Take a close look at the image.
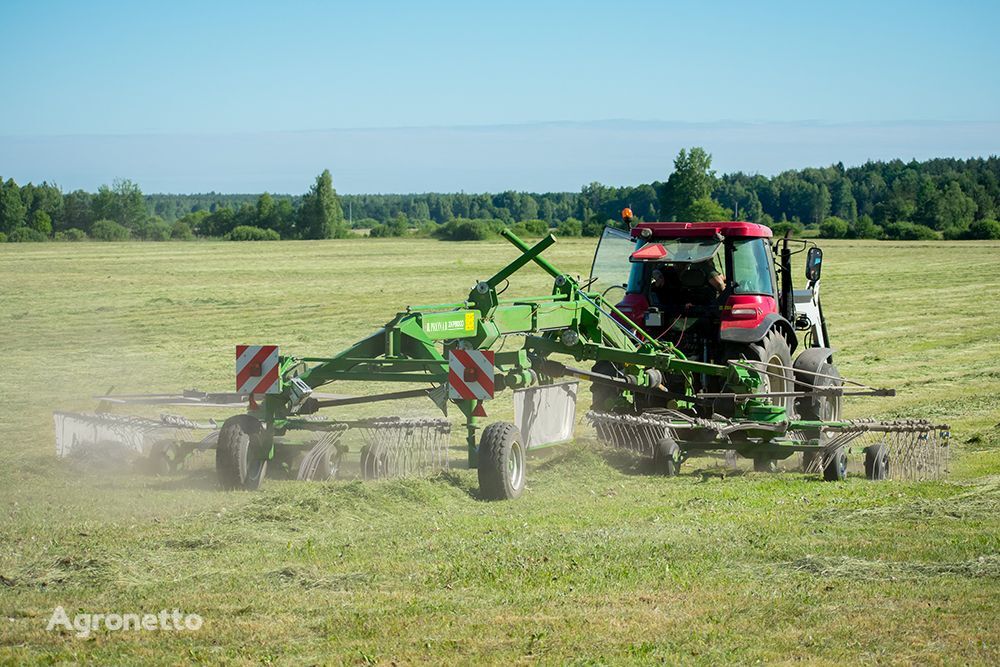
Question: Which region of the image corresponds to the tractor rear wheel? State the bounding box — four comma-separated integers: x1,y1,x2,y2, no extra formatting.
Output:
478,422,526,501
822,447,848,482
864,443,890,480
216,415,268,491
741,329,794,472
652,437,680,476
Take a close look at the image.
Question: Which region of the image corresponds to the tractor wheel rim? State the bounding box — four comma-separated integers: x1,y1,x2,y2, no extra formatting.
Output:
508,441,524,489
764,353,787,396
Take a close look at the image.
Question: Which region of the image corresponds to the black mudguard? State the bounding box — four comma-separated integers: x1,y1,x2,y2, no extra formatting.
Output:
719,313,798,353
792,347,835,386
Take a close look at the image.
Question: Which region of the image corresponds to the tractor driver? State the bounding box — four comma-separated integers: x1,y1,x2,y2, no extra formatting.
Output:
650,257,727,309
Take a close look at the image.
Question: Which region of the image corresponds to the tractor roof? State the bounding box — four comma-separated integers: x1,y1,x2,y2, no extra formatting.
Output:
631,221,772,239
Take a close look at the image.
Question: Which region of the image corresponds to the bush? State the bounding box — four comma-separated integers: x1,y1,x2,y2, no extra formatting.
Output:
582,218,608,237
8,227,47,242
556,218,582,237
143,220,173,241
171,221,195,241
225,225,280,241
513,219,549,237
54,228,87,242
850,215,883,239
0,232,6,243
432,219,499,241
883,221,939,241
966,219,1000,240
91,219,131,241
819,216,850,239
770,221,804,237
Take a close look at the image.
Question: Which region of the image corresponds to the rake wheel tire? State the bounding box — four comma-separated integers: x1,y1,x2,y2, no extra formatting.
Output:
216,415,268,491
753,458,779,473
823,447,848,482
864,443,890,481
652,438,680,476
360,444,389,480
478,422,526,501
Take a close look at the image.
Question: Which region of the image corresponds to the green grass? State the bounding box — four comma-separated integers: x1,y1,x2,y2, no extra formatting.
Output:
1,238,998,665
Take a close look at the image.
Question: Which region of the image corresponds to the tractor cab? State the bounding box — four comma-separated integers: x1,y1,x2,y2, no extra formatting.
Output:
590,221,792,364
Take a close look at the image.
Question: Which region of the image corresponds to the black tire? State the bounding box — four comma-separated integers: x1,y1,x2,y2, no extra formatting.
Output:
652,438,680,476
753,458,779,473
590,360,623,412
796,361,842,473
864,443,890,481
478,422,527,501
216,415,268,491
823,447,848,482
745,329,795,415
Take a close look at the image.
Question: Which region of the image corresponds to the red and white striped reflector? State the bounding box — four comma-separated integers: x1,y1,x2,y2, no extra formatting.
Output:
448,349,495,400
236,345,281,395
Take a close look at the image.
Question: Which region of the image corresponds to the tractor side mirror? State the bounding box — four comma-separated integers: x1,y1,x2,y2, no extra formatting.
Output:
805,247,823,282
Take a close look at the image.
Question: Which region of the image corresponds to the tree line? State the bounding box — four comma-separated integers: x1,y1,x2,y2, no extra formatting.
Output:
2,152,998,242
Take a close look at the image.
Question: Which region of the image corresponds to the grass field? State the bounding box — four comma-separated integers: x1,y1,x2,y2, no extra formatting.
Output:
1,237,998,665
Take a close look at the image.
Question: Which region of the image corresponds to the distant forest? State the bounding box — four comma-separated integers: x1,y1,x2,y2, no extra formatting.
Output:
2,150,999,242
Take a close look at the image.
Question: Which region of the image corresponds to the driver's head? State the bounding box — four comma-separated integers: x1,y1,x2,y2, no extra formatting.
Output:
651,268,665,287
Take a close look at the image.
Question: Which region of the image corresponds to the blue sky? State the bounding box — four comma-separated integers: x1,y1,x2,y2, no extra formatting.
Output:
1,0,998,192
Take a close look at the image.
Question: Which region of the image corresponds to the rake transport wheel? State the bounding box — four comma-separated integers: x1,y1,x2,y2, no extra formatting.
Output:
823,447,849,482
478,422,526,501
652,437,681,476
864,443,890,480
753,458,779,473
360,444,389,480
797,360,842,473
742,329,794,472
216,415,268,491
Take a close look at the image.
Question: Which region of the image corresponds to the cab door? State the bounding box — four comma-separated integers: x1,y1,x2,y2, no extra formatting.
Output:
589,227,636,299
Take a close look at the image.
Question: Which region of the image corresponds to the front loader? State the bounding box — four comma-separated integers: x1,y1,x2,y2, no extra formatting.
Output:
55,227,949,499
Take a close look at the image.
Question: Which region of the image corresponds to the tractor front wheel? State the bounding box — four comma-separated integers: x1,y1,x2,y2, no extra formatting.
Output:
216,415,268,491
478,422,526,501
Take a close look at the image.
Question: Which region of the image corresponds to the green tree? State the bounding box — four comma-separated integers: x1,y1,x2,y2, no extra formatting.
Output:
62,190,95,233
687,197,730,221
658,147,718,220
934,181,976,231
0,180,27,234
298,169,346,239
30,210,52,237
92,179,147,232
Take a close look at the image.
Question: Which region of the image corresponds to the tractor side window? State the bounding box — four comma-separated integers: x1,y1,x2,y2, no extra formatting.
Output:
732,239,775,296
590,227,636,297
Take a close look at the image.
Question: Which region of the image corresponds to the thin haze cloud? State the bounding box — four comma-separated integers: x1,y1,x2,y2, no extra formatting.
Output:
1,1,998,192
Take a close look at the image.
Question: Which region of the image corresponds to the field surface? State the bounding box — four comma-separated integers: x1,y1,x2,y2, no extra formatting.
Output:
1,237,998,665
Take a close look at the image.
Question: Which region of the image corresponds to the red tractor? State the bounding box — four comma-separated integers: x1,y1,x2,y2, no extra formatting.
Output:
589,218,838,468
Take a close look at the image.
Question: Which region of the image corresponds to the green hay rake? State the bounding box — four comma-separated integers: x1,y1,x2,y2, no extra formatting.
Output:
55,229,949,498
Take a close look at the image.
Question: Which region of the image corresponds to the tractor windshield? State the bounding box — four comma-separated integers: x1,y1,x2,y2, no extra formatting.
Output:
634,239,721,264
732,238,776,295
